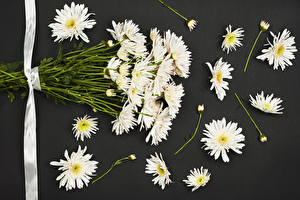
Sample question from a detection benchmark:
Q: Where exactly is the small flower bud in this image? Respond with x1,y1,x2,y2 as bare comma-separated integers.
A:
107,40,114,47
260,20,270,32
187,19,197,31
92,108,97,112
198,104,205,113
106,89,116,97
259,134,267,142
128,154,136,160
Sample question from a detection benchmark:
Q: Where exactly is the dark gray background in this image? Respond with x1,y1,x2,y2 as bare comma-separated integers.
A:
0,0,299,199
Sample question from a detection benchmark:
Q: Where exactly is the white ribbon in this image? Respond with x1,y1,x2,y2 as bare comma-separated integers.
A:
24,0,39,200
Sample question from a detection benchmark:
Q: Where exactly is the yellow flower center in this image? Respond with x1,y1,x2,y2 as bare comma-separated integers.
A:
65,19,76,29
71,163,82,175
135,72,141,78
172,52,179,60
78,120,91,132
264,103,271,111
195,175,205,185
157,164,165,176
226,33,236,45
218,134,228,145
216,70,223,83
132,88,137,95
275,44,285,57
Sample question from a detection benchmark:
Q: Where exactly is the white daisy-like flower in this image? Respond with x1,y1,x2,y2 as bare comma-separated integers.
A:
72,115,98,141
183,167,211,192
206,58,233,101
145,152,172,190
115,75,131,91
48,2,96,43
118,63,131,76
126,83,144,107
201,118,245,163
138,89,161,130
117,46,131,61
163,83,185,119
106,57,122,81
150,28,162,41
164,30,192,78
152,59,173,95
151,34,167,63
221,25,244,54
131,60,154,91
249,91,283,114
112,103,137,135
146,106,172,145
50,146,98,191
107,20,147,59
256,29,297,70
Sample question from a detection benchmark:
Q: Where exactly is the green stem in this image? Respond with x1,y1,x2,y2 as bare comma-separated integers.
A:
157,0,187,21
234,93,263,136
92,157,132,184
174,111,203,155
244,30,262,72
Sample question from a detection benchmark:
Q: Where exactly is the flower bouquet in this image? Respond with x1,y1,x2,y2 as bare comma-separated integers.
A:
0,3,191,145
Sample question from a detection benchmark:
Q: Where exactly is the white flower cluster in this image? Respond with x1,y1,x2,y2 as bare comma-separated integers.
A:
105,20,192,145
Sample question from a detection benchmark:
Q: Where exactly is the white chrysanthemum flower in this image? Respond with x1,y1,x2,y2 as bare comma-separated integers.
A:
126,83,144,107
206,58,233,101
151,34,167,63
256,29,297,70
152,59,173,95
106,57,122,81
150,28,161,41
50,146,98,191
164,30,192,78
221,25,244,54
164,83,185,119
249,91,283,114
118,63,131,76
145,152,172,190
107,20,147,59
201,118,245,162
72,115,99,141
146,106,172,145
131,60,154,91
138,89,161,130
122,19,146,44
48,2,96,43
117,46,131,61
112,103,137,135
183,167,211,192
115,75,131,91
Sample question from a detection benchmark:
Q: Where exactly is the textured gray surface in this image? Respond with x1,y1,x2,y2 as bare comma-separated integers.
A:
0,0,299,199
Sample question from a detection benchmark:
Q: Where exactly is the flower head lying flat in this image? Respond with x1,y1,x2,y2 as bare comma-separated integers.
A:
250,91,284,114
206,58,233,101
49,2,96,43
257,29,297,71
222,25,244,54
145,153,172,190
201,118,245,162
50,146,98,191
183,167,211,192
72,115,99,141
